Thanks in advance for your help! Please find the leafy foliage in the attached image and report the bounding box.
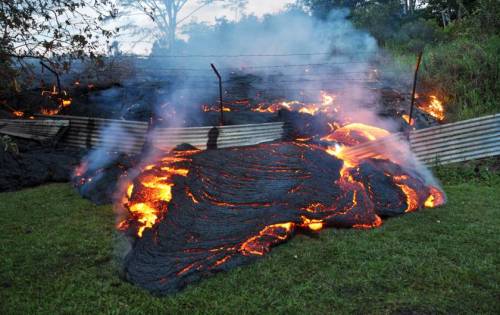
[0,0,117,60]
[119,0,216,54]
[418,35,500,121]
[0,0,118,102]
[433,158,500,185]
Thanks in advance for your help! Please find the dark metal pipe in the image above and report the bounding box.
[408,51,423,128]
[40,61,61,94]
[210,63,224,126]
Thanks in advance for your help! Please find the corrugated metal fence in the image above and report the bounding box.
[410,113,500,165]
[45,115,285,152]
[2,113,499,165]
[343,113,500,165]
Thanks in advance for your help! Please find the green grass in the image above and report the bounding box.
[1,182,499,314]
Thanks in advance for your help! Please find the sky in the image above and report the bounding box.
[117,0,295,54]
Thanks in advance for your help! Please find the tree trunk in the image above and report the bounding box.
[168,15,177,54]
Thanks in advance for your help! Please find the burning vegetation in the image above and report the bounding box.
[418,95,445,121]
[40,85,72,116]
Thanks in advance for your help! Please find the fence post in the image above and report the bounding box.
[408,51,423,130]
[210,63,224,126]
[40,61,62,94]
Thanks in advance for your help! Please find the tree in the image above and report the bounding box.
[0,0,117,99]
[222,0,248,20]
[298,0,370,18]
[0,0,117,62]
[120,0,216,53]
[351,0,403,44]
[423,0,479,22]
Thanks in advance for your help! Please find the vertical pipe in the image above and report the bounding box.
[210,63,224,126]
[409,51,423,128]
[40,61,62,94]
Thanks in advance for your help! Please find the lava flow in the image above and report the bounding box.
[113,97,445,294]
[251,91,339,116]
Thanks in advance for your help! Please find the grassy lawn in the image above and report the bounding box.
[1,181,499,314]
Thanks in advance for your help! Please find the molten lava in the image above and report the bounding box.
[40,108,61,116]
[251,91,338,115]
[320,123,390,146]
[424,186,446,208]
[120,150,193,237]
[104,90,446,295]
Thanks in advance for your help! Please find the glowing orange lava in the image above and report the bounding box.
[424,186,446,208]
[40,84,72,115]
[40,108,60,115]
[240,222,294,256]
[250,91,337,115]
[117,91,445,248]
[393,175,419,213]
[418,95,445,121]
[120,151,194,237]
[321,123,390,145]
[300,217,324,231]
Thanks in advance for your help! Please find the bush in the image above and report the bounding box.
[470,0,500,36]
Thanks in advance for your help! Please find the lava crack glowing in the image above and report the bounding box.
[119,151,193,237]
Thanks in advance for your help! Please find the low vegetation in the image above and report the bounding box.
[1,166,498,314]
